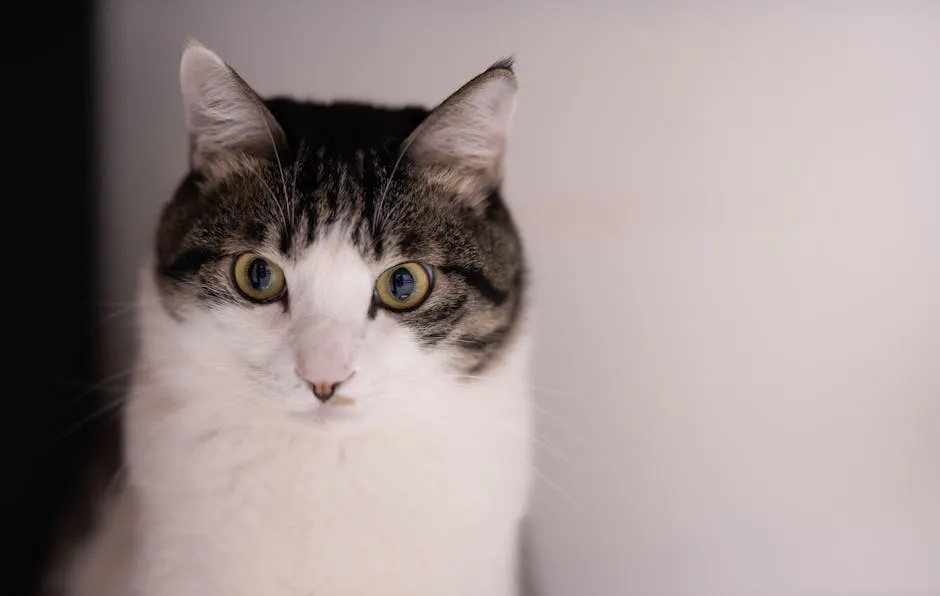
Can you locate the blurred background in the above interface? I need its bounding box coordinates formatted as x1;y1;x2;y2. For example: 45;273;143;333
8;1;940;595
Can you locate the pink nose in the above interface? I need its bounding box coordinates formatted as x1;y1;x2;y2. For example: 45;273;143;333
308;380;340;403
296;369;354;403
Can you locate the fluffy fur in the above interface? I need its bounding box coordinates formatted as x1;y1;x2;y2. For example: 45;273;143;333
63;41;532;596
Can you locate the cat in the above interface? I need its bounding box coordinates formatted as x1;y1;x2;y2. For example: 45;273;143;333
62;40;533;596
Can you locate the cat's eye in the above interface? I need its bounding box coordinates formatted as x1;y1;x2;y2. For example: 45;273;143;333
374;262;434;311
232;253;287;303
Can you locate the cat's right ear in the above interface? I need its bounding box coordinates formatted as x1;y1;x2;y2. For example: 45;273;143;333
403;60;518;193
179;40;286;170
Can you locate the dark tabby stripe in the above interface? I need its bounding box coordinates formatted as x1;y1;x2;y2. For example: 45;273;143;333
162;247;221;280
437;264;509;306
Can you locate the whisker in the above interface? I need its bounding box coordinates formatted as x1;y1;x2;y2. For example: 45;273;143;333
251;95;292;233
56;355;255;441
107;383;585;516
290;140;308;233
251;168;289;235
97;295;162;322
57;396;124;442
525;461;583;513
376;371;590;444
384;401;584;514
100;306;137;322
62;366;149;409
371;390;576;464
373;128;420;235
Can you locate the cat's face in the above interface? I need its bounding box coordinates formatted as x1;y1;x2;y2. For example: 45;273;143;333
150;42;526;420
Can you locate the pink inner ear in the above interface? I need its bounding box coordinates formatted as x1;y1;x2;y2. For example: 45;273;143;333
180;41;285;169
405;69;517;177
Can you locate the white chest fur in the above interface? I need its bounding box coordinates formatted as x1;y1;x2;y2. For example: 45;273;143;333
114;286;534;596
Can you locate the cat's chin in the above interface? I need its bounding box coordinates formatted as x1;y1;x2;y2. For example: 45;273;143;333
287;401;365;427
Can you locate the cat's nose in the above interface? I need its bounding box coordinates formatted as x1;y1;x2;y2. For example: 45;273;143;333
296;352;356;402
308;380;341;403
297;369;355;403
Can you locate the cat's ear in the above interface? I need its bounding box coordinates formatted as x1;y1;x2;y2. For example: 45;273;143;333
404;60;517;190
179;40;286;170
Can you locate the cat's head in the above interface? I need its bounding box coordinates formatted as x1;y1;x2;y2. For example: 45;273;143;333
149;41;527;421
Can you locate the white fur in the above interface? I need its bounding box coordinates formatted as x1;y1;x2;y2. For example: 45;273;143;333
72;231;533;596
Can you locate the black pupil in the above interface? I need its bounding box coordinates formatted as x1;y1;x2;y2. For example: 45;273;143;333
247;258;273;291
389;267;415;301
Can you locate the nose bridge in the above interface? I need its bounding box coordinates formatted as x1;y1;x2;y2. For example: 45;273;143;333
289;233;371;327
288;229;370;383
294;317;359;380
292;282;360;328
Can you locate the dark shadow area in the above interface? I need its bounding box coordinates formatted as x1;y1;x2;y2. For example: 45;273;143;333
3;3;120;595
519;516;542;596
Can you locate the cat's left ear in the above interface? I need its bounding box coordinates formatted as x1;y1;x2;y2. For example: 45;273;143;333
179;39;286;170
404;60;517;191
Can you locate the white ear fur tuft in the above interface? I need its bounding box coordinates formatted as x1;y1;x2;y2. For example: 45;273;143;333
405;65;518;187
179;40;284;169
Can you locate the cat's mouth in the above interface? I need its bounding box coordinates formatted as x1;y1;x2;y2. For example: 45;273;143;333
289;394;362;426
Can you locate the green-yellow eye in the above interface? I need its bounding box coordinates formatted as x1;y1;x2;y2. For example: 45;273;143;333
375;262;433;311
232;253;286;303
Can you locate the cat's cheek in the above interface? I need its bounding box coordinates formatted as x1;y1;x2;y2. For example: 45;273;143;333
361;314;418;360
360;314;444;384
